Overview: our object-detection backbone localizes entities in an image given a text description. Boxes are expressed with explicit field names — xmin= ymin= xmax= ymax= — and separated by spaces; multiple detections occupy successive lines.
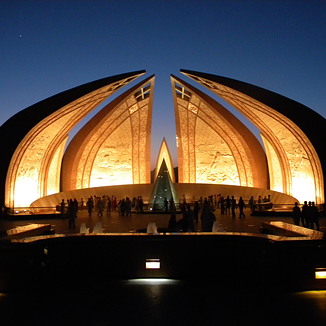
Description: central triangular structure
xmin=150 ymin=159 xmax=178 ymax=210
xmin=149 ymin=139 xmax=178 ymax=210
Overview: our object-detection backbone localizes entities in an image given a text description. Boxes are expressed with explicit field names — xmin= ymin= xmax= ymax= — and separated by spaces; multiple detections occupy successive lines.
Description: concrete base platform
xmin=0 ymin=209 xmax=326 ymax=325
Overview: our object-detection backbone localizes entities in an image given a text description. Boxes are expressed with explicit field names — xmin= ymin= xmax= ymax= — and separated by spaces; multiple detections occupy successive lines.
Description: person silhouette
xmin=292 ymin=202 xmax=301 ymax=226
xmin=238 ymin=197 xmax=246 ymax=219
xmin=310 ymin=201 xmax=320 ymax=230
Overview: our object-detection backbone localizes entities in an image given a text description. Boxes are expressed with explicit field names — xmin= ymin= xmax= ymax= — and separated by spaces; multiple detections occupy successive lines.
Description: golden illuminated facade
xmin=1 ymin=70 xmax=325 ymax=211
xmin=181 ymin=69 xmax=325 ymax=204
xmin=0 ymin=71 xmax=145 ymax=208
xmin=171 ymin=75 xmax=269 ymax=188
xmin=61 ymin=75 xmax=154 ymax=190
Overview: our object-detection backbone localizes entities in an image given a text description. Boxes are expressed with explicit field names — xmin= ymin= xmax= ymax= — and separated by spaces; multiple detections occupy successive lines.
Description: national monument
xmin=0 ymin=70 xmax=325 ymax=213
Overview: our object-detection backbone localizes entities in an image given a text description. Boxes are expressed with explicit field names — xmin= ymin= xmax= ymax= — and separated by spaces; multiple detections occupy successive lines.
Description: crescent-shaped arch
xmin=171 ymin=74 xmax=269 ymax=189
xmin=61 ymin=75 xmax=155 ymax=191
xmin=0 ymin=71 xmax=145 ymax=208
xmin=181 ymin=69 xmax=325 ymax=203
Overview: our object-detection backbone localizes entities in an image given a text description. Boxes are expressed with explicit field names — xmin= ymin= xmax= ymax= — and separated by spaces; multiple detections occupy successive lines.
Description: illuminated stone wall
xmin=61 ymin=76 xmax=154 ymax=191
xmin=181 ymin=70 xmax=324 ymax=203
xmin=4 ymin=70 xmax=323 ymax=210
xmin=2 ymin=72 xmax=144 ymax=208
xmin=90 ymin=119 xmax=133 ymax=187
xmin=261 ymin=135 xmax=284 ymax=193
xmin=171 ymin=75 xmax=269 ymax=188
xmin=195 ymin=118 xmax=239 ymax=185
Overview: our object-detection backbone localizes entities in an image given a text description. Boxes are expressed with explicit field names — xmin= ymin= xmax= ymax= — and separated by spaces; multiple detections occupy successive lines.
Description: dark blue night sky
xmin=1 ymin=0 xmax=325 ymax=167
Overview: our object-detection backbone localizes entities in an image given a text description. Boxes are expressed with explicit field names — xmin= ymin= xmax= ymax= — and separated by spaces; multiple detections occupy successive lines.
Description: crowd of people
xmin=179 ymin=194 xmax=251 ymax=218
xmin=166 ymin=194 xmax=257 ymax=232
xmin=168 ymin=198 xmax=217 ymax=232
xmin=58 ymin=193 xmax=321 ymax=232
xmin=59 ymin=195 xmax=145 ymax=228
xmin=60 ymin=193 xmax=254 ymax=230
xmin=292 ymin=201 xmax=320 ymax=230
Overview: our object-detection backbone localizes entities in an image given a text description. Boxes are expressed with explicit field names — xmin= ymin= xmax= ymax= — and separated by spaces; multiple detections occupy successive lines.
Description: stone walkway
xmin=1 ymin=207 xmax=325 ymax=235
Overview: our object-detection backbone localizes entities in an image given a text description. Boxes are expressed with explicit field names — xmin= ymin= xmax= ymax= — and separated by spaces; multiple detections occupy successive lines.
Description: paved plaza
xmin=1 ymin=207 xmax=325 ymax=236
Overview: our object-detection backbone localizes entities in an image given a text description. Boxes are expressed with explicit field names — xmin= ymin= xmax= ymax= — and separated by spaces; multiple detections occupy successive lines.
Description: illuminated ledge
xmin=262 ymin=221 xmax=324 ymax=240
xmin=10 ymin=234 xmax=66 ymax=243
xmin=10 ymin=233 xmax=167 ymax=243
xmin=9 ymin=229 xmax=324 ymax=243
xmin=6 ymin=223 xmax=52 ymax=239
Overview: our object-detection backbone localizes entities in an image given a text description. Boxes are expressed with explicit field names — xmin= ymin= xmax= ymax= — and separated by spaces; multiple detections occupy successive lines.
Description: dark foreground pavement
xmin=1 ymin=280 xmax=326 ymax=326
xmin=0 ymin=209 xmax=326 ymax=325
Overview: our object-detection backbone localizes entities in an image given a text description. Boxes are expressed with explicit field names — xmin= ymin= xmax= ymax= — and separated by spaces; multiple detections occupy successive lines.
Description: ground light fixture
xmin=315 ymin=268 xmax=326 ymax=279
xmin=146 ymin=258 xmax=160 ymax=269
